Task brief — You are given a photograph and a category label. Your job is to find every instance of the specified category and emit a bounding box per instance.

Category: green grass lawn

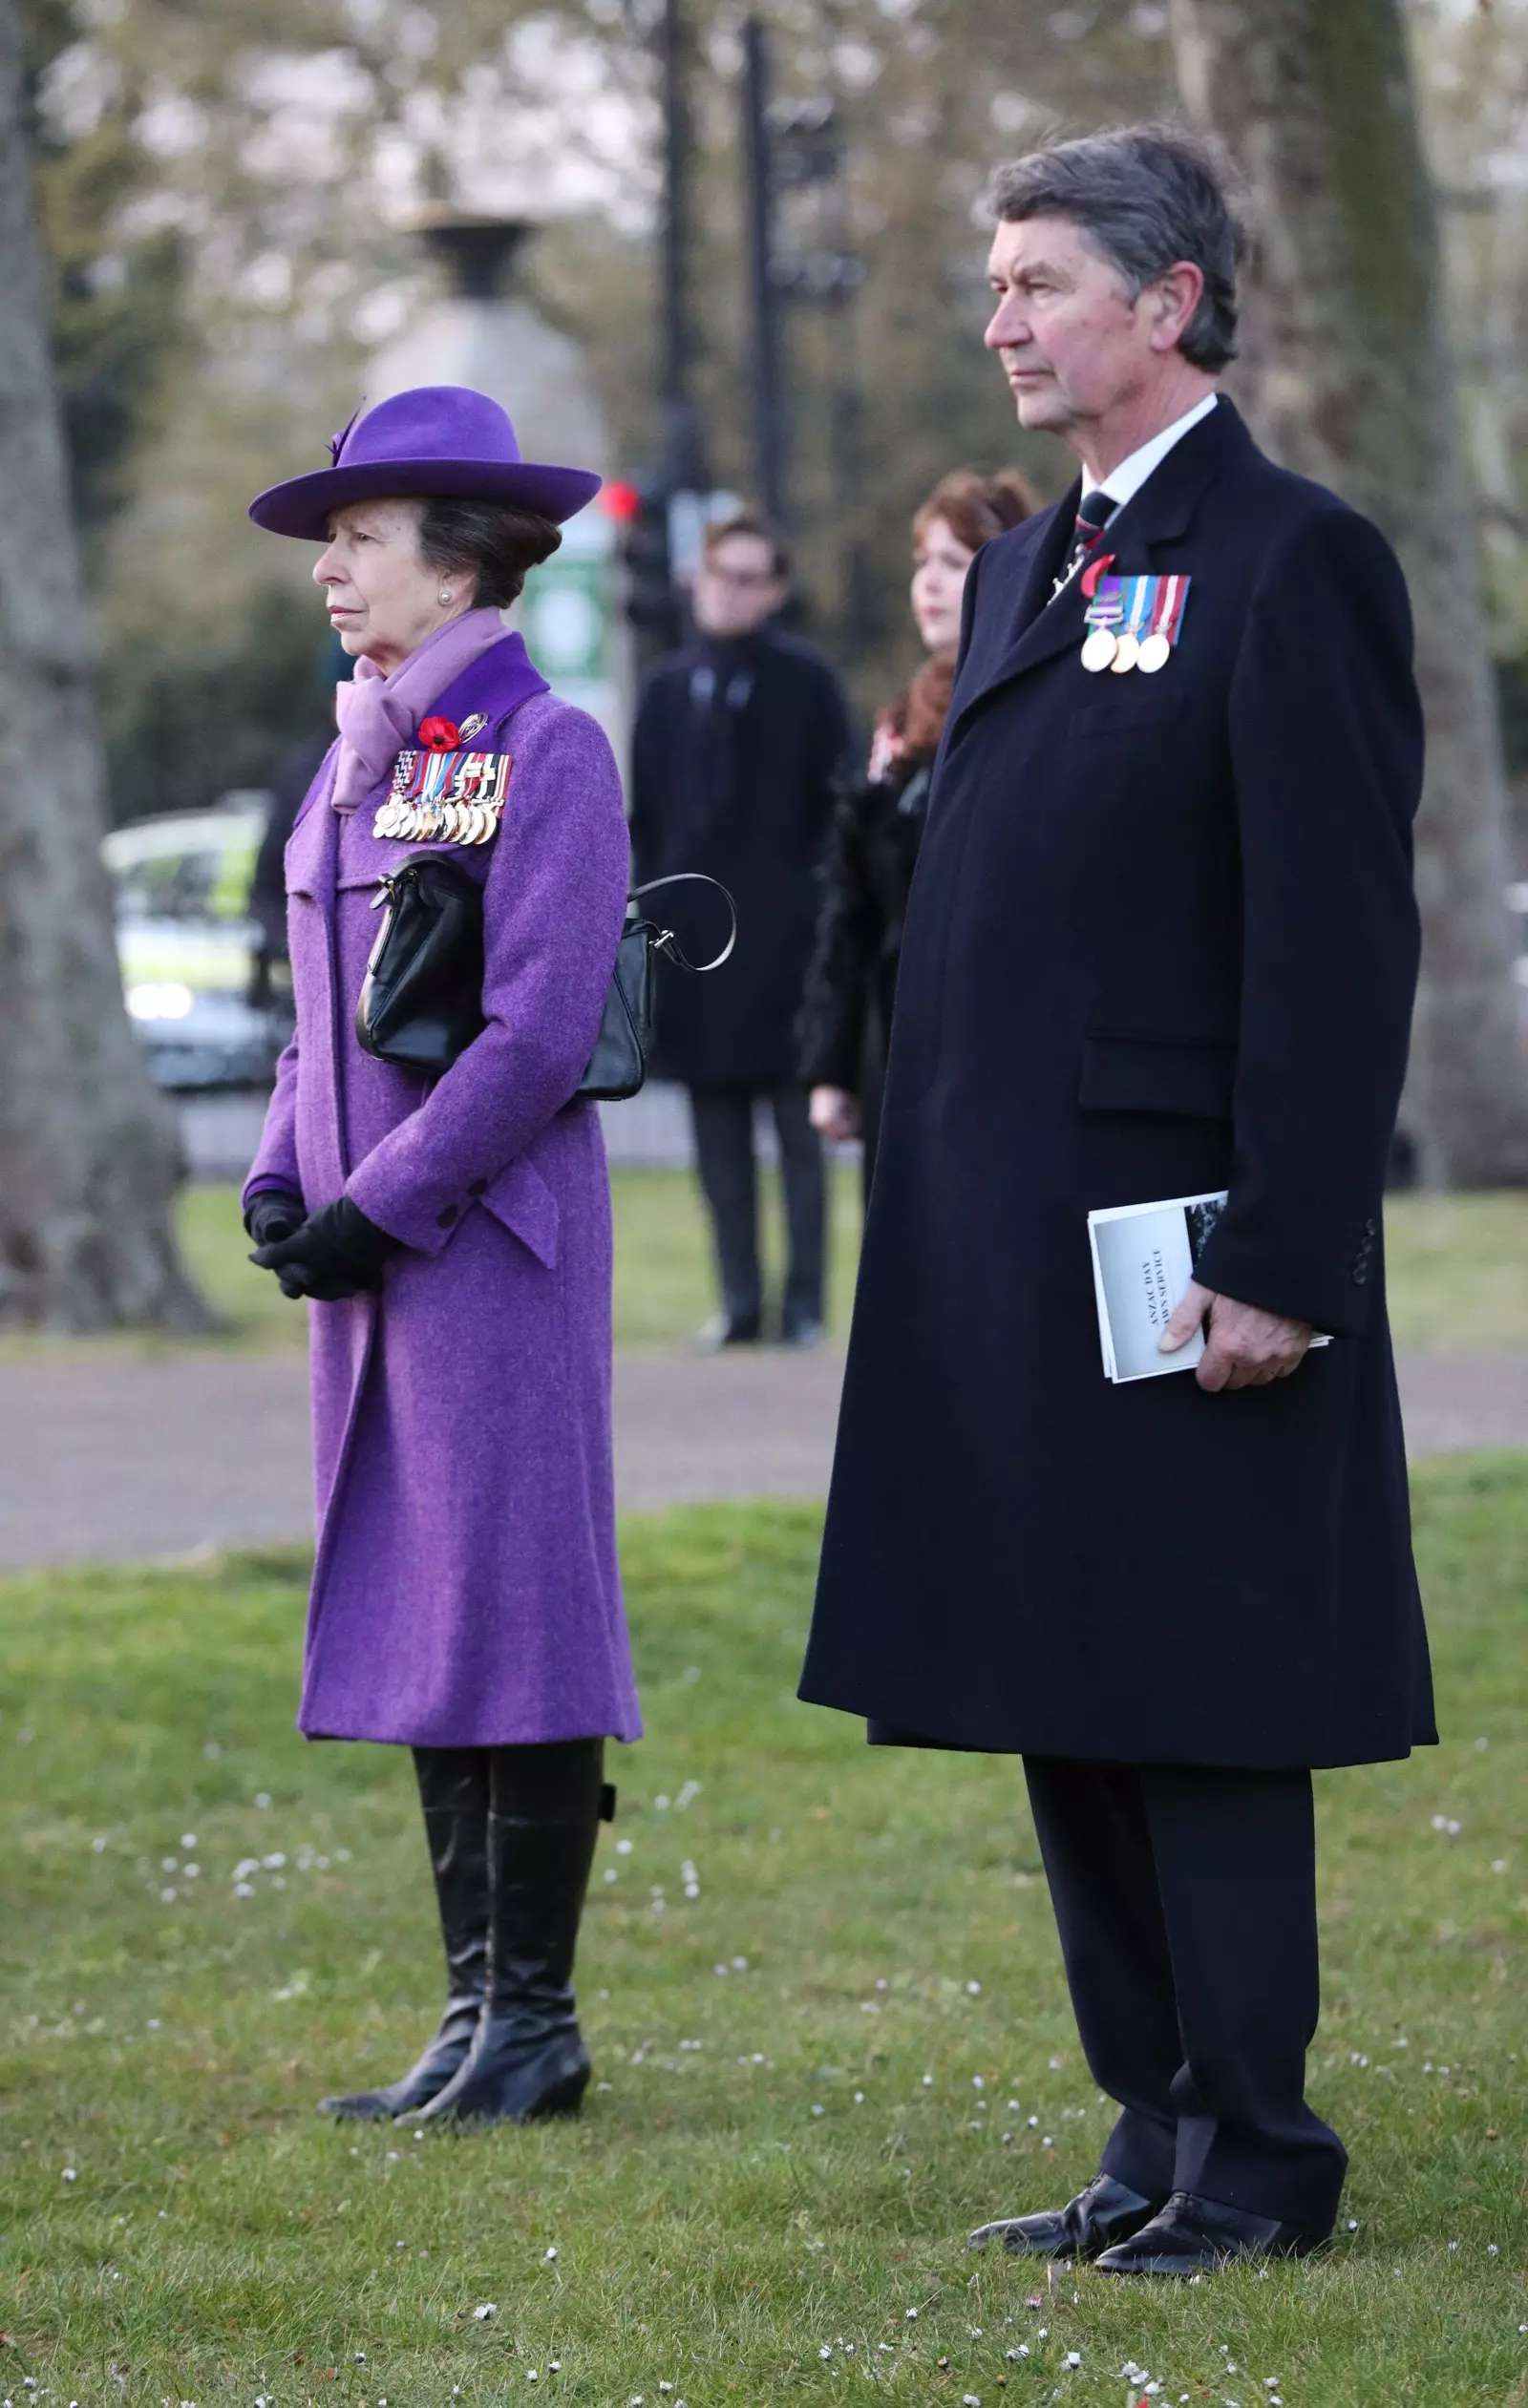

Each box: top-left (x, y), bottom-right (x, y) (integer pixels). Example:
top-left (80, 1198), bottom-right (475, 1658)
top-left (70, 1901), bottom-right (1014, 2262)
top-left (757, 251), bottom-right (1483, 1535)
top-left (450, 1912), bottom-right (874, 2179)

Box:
top-left (1382, 1193), bottom-right (1528, 1351)
top-left (2, 1464), bottom-right (1524, 2404)
top-left (5, 1177), bottom-right (1527, 1362)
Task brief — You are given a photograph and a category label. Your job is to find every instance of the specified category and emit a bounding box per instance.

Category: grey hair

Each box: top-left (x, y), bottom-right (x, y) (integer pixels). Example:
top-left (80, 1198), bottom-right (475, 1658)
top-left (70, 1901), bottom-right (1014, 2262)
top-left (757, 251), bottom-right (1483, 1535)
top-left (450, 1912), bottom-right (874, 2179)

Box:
top-left (984, 123), bottom-right (1245, 373)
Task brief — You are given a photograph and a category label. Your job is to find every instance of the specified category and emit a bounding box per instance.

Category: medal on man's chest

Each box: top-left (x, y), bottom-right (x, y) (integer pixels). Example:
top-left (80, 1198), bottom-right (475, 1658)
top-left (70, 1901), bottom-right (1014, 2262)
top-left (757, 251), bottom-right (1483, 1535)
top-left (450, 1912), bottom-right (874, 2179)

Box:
top-left (1077, 549), bottom-right (1122, 671)
top-left (1080, 621), bottom-right (1121, 673)
top-left (1080, 573), bottom-right (1192, 676)
top-left (1110, 576), bottom-right (1153, 674)
top-left (373, 745), bottom-right (512, 844)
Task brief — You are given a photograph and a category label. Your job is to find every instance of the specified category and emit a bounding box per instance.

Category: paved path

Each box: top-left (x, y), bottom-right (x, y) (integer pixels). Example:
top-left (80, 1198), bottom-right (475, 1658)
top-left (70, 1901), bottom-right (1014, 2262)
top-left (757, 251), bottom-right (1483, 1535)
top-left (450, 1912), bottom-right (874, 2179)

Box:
top-left (177, 1082), bottom-right (768, 1178)
top-left (2, 1344), bottom-right (1527, 1573)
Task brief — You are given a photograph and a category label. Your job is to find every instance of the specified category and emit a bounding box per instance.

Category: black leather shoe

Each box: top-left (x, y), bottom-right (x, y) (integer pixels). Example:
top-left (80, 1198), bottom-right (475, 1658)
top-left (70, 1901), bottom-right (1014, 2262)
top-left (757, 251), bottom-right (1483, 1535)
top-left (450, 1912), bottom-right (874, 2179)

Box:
top-left (1094, 2189), bottom-right (1333, 2276)
top-left (969, 2173), bottom-right (1163, 2260)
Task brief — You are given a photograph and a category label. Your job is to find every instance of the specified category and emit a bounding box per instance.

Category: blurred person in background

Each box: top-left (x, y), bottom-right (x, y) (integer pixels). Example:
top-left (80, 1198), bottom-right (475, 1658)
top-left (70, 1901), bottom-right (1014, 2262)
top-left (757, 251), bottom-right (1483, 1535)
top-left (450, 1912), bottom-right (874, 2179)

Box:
top-left (248, 635), bottom-right (355, 1009)
top-left (629, 512), bottom-right (853, 1349)
top-left (799, 468), bottom-right (1036, 1189)
top-left (247, 733), bottom-right (329, 1009)
top-left (241, 386), bottom-right (640, 2130)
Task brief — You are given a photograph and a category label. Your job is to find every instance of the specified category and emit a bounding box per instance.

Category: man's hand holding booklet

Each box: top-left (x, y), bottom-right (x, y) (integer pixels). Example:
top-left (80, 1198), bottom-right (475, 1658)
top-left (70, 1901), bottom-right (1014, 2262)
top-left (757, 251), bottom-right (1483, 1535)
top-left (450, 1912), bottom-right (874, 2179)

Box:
top-left (1088, 1191), bottom-right (1327, 1390)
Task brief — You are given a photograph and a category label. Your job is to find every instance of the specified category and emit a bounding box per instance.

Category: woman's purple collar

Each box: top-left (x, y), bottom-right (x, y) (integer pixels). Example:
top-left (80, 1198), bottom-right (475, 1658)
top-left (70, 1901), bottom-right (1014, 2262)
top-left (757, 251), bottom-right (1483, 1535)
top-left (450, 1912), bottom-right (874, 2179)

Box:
top-left (331, 610), bottom-right (538, 812)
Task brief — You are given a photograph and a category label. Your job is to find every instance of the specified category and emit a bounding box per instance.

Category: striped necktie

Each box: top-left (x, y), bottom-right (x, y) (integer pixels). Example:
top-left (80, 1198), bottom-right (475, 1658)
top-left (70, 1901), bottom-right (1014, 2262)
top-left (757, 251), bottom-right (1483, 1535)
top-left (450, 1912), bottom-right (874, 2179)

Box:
top-left (1052, 490), bottom-right (1120, 598)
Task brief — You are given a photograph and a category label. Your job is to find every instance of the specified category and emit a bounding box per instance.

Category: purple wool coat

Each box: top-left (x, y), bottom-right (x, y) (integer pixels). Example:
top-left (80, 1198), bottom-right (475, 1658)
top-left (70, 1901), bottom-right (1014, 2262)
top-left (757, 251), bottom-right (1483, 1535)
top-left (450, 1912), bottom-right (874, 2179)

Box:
top-left (244, 637), bottom-right (642, 1747)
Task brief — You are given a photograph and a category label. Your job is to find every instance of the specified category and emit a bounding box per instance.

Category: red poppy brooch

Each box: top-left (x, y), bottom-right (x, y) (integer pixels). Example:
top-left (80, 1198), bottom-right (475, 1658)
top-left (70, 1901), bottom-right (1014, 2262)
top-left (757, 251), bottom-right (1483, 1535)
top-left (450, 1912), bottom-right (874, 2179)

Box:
top-left (417, 715), bottom-right (461, 751)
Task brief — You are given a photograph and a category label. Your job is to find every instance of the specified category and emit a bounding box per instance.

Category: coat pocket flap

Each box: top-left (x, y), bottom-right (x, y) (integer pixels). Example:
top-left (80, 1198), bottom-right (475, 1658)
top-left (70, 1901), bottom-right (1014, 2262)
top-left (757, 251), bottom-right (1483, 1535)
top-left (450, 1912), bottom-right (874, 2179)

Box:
top-left (478, 1153), bottom-right (560, 1268)
top-left (1080, 1031), bottom-right (1236, 1120)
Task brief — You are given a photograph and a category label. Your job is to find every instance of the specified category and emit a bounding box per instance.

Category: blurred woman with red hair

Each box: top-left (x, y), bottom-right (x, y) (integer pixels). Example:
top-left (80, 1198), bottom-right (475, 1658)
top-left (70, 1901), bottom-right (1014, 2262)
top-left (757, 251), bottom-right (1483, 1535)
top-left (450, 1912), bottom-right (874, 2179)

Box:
top-left (799, 467), bottom-right (1036, 1185)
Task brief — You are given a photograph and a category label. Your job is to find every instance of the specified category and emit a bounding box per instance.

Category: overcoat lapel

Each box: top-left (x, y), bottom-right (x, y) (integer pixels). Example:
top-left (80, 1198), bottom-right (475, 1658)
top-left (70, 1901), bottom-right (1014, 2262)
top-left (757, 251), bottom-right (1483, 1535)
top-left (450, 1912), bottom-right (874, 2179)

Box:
top-left (1008, 485), bottom-right (1080, 640)
top-left (951, 399), bottom-right (1256, 736)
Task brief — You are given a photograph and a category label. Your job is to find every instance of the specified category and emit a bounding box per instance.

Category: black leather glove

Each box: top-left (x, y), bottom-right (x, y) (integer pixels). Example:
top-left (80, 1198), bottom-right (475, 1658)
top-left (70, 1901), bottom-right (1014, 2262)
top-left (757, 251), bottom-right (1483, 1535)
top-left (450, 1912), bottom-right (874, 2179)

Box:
top-left (244, 1190), bottom-right (306, 1249)
top-left (250, 1196), bottom-right (398, 1301)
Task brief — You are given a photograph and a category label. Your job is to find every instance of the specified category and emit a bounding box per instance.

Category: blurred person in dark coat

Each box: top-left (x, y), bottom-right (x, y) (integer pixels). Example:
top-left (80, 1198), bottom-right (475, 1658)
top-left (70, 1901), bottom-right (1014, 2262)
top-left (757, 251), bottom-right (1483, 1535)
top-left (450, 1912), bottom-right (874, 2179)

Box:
top-left (630, 513), bottom-right (853, 1347)
top-left (798, 468), bottom-right (1036, 1189)
top-left (248, 735), bottom-right (330, 1007)
top-left (798, 127), bottom-right (1434, 2274)
top-left (248, 635), bottom-right (354, 1009)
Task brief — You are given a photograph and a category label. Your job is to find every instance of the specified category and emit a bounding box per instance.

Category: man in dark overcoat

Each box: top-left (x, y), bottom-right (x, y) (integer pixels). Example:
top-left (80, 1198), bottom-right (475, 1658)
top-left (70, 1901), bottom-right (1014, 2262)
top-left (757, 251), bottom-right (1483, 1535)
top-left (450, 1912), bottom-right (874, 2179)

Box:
top-left (797, 126), bottom-right (1436, 2274)
top-left (630, 513), bottom-right (852, 1347)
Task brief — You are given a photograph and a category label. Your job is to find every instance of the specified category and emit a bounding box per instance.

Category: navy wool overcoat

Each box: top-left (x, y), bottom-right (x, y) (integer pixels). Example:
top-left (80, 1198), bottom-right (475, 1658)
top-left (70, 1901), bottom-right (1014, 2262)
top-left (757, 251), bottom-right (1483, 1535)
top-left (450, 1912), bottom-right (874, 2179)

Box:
top-left (798, 401), bottom-right (1436, 1770)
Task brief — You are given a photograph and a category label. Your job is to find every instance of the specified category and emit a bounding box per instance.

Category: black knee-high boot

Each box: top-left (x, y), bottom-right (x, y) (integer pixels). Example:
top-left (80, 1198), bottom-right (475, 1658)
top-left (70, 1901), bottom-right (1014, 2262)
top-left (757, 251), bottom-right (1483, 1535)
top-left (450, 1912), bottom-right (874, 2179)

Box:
top-left (406, 1739), bottom-right (607, 2128)
top-left (320, 1747), bottom-right (489, 2122)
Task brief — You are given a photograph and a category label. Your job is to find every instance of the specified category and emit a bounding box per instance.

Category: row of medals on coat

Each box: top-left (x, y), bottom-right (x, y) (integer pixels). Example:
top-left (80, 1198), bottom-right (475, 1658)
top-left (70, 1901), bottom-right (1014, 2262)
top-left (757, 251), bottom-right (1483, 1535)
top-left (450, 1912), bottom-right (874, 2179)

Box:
top-left (1078, 569), bottom-right (1190, 676)
top-left (374, 792), bottom-right (504, 844)
top-left (372, 712), bottom-right (507, 844)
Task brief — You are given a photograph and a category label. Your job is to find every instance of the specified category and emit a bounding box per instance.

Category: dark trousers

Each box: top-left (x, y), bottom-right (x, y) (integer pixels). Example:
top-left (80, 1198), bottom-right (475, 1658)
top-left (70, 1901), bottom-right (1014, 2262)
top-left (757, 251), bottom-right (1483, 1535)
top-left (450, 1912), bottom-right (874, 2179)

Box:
top-left (1022, 1756), bottom-right (1348, 2231)
top-left (689, 1084), bottom-right (825, 1331)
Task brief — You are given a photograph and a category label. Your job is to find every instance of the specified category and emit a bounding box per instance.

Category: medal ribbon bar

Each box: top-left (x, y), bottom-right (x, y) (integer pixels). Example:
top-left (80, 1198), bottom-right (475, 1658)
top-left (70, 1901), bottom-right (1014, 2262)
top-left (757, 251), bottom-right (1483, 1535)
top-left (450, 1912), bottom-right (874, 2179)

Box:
top-left (1079, 573), bottom-right (1192, 675)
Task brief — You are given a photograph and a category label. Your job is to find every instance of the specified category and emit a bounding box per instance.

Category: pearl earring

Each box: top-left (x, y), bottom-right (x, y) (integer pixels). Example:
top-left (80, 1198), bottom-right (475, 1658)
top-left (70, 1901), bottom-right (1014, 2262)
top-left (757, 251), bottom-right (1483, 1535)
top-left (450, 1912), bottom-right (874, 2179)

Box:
top-left (438, 588), bottom-right (452, 607)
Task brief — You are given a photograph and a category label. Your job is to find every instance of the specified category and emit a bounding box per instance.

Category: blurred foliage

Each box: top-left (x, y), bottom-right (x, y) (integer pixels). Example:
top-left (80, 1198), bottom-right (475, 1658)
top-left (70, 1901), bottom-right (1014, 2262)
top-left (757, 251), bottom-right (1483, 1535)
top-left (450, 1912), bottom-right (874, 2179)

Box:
top-left (102, 587), bottom-right (335, 825)
top-left (17, 0), bottom-right (1528, 802)
top-left (17, 0), bottom-right (1174, 804)
top-left (663, 0), bottom-right (1175, 703)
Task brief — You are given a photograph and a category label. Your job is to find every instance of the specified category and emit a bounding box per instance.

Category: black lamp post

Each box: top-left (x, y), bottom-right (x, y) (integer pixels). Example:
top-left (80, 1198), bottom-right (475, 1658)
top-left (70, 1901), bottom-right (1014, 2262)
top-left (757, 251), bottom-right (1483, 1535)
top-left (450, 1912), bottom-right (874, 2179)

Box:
top-left (767, 87), bottom-right (871, 665)
top-left (741, 19), bottom-right (787, 526)
top-left (624, 0), bottom-right (711, 662)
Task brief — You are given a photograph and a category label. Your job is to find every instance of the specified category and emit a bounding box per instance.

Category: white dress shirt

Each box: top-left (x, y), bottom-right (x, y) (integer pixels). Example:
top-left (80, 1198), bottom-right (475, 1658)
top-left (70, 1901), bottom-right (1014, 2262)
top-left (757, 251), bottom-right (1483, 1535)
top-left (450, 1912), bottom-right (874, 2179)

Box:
top-left (1081, 391), bottom-right (1219, 509)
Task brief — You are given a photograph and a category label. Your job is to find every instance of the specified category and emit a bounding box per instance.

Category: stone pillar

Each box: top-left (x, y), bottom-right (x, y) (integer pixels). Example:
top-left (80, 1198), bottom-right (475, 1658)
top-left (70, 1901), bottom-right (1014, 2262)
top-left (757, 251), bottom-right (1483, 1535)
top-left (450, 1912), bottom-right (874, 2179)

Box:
top-left (367, 214), bottom-right (633, 759)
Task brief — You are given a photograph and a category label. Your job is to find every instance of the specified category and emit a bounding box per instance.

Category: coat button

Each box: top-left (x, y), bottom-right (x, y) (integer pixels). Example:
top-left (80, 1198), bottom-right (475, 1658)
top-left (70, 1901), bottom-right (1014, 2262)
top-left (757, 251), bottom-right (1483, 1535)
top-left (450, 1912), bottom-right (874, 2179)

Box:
top-left (1352, 1266), bottom-right (1369, 1284)
top-left (1365, 1216), bottom-right (1377, 1235)
top-left (467, 1178), bottom-right (487, 1198)
top-left (437, 1204), bottom-right (458, 1229)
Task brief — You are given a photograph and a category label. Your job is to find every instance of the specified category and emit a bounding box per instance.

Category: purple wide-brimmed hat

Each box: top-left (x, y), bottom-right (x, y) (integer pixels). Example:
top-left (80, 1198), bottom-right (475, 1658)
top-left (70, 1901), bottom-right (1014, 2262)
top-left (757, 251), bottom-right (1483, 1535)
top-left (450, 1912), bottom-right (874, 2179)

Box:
top-left (247, 385), bottom-right (603, 539)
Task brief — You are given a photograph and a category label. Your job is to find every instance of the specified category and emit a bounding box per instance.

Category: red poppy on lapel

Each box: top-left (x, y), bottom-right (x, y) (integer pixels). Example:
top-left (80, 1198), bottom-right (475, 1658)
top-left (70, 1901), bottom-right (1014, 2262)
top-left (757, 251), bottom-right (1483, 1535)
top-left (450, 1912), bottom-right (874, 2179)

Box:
top-left (1080, 552), bottom-right (1116, 601)
top-left (418, 716), bottom-right (461, 751)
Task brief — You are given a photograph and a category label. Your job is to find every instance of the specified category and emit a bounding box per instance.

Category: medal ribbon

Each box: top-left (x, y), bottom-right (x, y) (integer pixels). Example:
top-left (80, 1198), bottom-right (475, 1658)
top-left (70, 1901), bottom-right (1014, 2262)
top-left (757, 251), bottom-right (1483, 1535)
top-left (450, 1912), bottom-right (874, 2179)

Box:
top-left (1086, 574), bottom-right (1126, 627)
top-left (1148, 574), bottom-right (1189, 649)
top-left (1120, 577), bottom-right (1154, 646)
top-left (393, 748), bottom-right (511, 805)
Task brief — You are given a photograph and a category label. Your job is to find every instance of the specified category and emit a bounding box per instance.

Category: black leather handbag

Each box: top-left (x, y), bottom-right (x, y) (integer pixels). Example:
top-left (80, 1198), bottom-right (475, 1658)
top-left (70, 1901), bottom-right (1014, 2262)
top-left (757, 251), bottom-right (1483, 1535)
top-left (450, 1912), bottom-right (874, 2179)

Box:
top-left (355, 855), bottom-right (486, 1075)
top-left (356, 859), bottom-right (735, 1099)
top-left (578, 874), bottom-right (736, 1101)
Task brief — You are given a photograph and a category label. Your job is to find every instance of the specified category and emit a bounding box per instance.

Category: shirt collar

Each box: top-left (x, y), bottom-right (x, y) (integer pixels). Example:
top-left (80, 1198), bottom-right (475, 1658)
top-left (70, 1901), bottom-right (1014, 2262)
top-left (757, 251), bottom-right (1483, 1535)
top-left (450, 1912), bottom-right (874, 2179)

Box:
top-left (1080, 391), bottom-right (1220, 510)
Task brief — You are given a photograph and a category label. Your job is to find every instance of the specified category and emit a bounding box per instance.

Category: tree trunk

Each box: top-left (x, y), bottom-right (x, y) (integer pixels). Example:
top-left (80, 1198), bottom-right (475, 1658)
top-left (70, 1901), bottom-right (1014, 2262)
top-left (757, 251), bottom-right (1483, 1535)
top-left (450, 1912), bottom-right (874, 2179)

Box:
top-left (0, 0), bottom-right (209, 1331)
top-left (1172, 0), bottom-right (1528, 1188)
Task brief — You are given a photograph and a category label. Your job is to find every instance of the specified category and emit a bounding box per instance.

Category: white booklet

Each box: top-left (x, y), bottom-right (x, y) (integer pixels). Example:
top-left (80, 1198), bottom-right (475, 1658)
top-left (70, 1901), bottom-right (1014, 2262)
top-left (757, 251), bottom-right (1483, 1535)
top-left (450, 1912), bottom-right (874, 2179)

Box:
top-left (1087, 1189), bottom-right (1329, 1384)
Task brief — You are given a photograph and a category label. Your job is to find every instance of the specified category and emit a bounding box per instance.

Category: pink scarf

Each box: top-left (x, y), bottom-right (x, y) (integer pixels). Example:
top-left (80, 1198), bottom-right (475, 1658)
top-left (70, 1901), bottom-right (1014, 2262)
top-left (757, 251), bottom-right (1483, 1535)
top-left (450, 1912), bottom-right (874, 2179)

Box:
top-left (331, 608), bottom-right (513, 812)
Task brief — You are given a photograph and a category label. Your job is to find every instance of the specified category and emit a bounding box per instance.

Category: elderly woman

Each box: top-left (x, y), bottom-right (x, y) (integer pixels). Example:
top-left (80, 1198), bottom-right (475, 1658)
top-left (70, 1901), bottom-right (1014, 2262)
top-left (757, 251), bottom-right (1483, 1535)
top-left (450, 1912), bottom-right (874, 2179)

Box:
top-left (241, 385), bottom-right (639, 2129)
top-left (798, 468), bottom-right (1035, 1187)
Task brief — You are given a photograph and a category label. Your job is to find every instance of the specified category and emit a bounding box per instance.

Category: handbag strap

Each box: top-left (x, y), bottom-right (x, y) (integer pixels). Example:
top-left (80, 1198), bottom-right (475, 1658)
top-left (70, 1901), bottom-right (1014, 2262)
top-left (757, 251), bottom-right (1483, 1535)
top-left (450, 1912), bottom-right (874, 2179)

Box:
top-left (627, 873), bottom-right (738, 974)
